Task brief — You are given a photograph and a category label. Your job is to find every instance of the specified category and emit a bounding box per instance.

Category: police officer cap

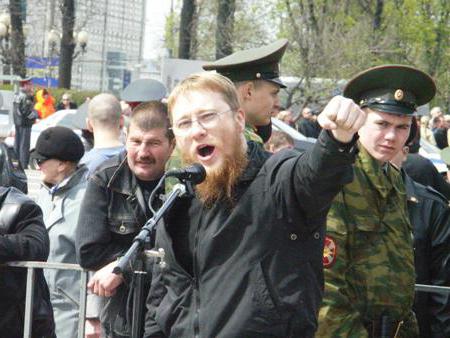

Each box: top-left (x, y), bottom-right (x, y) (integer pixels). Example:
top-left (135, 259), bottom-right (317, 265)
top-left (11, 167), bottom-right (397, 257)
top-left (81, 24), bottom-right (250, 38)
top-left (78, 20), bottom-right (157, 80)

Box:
top-left (32, 126), bottom-right (85, 163)
top-left (202, 39), bottom-right (289, 88)
top-left (344, 64), bottom-right (436, 116)
top-left (18, 76), bottom-right (32, 84)
top-left (121, 79), bottom-right (167, 103)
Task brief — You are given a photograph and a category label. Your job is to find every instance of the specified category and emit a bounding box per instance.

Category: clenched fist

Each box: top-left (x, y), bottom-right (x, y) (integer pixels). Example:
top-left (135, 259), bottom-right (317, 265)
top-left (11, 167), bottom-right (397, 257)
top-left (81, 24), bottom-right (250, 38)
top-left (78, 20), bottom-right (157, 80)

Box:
top-left (88, 261), bottom-right (124, 297)
top-left (317, 96), bottom-right (367, 143)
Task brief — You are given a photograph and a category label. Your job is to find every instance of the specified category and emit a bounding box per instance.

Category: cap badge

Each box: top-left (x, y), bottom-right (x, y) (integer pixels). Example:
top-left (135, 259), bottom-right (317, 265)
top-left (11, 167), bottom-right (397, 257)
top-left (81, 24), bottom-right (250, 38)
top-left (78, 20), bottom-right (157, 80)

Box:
top-left (323, 236), bottom-right (337, 268)
top-left (394, 89), bottom-right (404, 101)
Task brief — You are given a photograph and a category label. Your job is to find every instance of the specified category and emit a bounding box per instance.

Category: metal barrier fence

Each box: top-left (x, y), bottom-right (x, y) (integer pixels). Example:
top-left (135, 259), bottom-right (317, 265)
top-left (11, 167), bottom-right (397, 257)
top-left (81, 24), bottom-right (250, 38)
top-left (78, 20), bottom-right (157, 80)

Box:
top-left (3, 259), bottom-right (450, 338)
top-left (5, 261), bottom-right (88, 338)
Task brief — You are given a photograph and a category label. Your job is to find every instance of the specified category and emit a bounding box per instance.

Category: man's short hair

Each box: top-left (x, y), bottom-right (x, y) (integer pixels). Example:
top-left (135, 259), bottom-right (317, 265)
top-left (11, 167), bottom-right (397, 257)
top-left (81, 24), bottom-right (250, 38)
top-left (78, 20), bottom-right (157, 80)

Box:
top-left (130, 101), bottom-right (174, 142)
top-left (234, 79), bottom-right (264, 90)
top-left (167, 72), bottom-right (240, 120)
top-left (267, 130), bottom-right (294, 152)
top-left (88, 93), bottom-right (122, 128)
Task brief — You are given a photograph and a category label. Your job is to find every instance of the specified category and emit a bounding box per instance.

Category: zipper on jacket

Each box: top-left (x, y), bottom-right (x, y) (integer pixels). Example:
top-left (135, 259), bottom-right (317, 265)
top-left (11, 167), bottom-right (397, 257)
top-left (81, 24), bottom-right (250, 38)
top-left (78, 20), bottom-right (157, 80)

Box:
top-left (192, 277), bottom-right (200, 338)
top-left (192, 213), bottom-right (202, 338)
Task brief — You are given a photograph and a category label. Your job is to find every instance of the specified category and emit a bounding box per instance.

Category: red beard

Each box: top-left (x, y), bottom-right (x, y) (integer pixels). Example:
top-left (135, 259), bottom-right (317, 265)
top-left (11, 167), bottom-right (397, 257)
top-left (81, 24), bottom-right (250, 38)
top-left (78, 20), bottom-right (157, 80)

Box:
top-left (182, 131), bottom-right (248, 206)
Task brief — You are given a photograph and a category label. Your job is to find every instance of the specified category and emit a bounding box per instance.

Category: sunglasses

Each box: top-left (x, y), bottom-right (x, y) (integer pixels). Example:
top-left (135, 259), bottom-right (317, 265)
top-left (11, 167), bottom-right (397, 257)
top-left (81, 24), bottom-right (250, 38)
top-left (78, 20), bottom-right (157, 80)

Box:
top-left (34, 157), bottom-right (50, 166)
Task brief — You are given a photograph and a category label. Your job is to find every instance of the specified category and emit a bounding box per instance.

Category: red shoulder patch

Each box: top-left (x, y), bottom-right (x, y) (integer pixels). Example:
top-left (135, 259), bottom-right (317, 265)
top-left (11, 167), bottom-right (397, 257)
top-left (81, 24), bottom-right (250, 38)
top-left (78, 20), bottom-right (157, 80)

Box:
top-left (323, 235), bottom-right (337, 268)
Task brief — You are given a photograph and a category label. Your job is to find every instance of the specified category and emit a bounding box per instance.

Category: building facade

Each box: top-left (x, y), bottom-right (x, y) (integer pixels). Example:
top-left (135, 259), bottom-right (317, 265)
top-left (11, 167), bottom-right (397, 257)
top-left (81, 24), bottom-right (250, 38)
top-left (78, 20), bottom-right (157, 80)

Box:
top-left (0, 0), bottom-right (146, 91)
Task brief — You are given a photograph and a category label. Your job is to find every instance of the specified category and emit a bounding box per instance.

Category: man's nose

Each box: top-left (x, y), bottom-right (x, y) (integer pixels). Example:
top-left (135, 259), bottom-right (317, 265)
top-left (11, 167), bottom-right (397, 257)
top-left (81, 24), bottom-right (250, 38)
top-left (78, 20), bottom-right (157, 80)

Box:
top-left (385, 128), bottom-right (397, 140)
top-left (189, 120), bottom-right (207, 137)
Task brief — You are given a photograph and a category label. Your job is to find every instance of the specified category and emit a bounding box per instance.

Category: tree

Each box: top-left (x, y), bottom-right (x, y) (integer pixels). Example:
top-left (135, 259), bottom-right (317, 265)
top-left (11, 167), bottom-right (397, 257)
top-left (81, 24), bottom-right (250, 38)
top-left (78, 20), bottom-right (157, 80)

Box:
top-left (9, 0), bottom-right (26, 77)
top-left (58, 0), bottom-right (75, 88)
top-left (178, 0), bottom-right (197, 59)
top-left (216, 0), bottom-right (236, 59)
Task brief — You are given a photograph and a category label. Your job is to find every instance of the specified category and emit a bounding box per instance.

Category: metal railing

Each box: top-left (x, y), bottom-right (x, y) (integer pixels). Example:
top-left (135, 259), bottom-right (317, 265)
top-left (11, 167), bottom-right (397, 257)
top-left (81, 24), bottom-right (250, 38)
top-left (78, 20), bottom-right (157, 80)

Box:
top-left (4, 259), bottom-right (450, 338)
top-left (5, 261), bottom-right (89, 338)
top-left (415, 283), bottom-right (450, 294)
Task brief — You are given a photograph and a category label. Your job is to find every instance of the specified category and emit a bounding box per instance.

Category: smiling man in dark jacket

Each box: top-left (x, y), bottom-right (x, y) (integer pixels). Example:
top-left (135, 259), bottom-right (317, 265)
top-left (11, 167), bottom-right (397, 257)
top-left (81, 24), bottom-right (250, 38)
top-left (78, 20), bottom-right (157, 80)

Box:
top-left (143, 72), bottom-right (366, 338)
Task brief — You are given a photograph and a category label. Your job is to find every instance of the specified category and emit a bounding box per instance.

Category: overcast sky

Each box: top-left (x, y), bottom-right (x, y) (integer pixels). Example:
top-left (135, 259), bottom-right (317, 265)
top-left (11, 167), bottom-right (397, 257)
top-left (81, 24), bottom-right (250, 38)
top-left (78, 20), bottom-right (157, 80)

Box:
top-left (143, 1), bottom-right (172, 60)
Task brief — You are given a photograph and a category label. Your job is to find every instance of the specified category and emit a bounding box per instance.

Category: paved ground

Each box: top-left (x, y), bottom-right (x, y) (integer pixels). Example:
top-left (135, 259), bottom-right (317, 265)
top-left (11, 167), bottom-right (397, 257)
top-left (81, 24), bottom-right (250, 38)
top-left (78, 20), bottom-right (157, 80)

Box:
top-left (25, 168), bottom-right (41, 201)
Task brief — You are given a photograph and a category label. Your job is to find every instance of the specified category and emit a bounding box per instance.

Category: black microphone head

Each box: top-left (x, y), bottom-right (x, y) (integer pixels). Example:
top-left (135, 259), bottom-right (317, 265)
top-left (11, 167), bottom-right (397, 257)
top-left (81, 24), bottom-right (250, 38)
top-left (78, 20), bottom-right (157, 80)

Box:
top-left (189, 163), bottom-right (206, 184)
top-left (166, 163), bottom-right (206, 184)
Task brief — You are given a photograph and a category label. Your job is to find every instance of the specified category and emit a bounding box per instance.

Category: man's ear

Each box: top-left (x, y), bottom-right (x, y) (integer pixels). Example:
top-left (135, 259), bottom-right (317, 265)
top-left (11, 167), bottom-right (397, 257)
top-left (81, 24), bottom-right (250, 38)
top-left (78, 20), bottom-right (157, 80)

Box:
top-left (235, 108), bottom-right (246, 132)
top-left (119, 115), bottom-right (125, 129)
top-left (170, 137), bottom-right (176, 151)
top-left (236, 81), bottom-right (253, 101)
top-left (86, 118), bottom-right (93, 132)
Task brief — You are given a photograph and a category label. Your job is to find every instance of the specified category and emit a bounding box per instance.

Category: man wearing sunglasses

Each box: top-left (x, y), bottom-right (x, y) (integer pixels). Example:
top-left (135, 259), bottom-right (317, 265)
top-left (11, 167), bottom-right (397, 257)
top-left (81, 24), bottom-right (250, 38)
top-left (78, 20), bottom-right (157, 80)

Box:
top-left (33, 126), bottom-right (87, 338)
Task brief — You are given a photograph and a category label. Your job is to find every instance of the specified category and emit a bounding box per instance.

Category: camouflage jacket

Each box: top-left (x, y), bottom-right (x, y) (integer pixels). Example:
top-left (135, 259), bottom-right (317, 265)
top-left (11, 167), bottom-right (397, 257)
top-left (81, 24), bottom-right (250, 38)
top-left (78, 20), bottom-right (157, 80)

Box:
top-left (244, 124), bottom-right (264, 144)
top-left (317, 144), bottom-right (417, 338)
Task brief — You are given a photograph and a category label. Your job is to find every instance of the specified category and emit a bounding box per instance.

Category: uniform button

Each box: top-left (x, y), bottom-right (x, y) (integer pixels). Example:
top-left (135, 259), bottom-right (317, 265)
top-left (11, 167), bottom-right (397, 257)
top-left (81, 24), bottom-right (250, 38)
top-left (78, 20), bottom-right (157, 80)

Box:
top-left (290, 233), bottom-right (298, 241)
top-left (314, 232), bottom-right (320, 240)
top-left (119, 225), bottom-right (126, 233)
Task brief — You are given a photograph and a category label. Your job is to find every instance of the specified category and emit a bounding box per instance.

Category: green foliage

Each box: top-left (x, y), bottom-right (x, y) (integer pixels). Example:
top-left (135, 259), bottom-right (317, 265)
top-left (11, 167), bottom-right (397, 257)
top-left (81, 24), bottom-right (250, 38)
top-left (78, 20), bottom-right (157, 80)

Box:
top-left (0, 84), bottom-right (14, 91)
top-left (168, 0), bottom-right (450, 110)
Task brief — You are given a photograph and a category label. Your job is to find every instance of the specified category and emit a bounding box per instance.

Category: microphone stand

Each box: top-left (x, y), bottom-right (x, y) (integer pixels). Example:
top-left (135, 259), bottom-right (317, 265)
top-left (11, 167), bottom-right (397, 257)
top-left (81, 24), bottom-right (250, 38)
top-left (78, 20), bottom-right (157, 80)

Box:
top-left (112, 179), bottom-right (195, 338)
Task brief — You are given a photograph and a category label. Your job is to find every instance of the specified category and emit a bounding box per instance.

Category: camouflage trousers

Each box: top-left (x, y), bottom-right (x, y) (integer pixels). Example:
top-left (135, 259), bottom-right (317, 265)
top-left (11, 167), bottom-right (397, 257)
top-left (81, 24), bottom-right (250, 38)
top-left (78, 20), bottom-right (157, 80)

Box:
top-left (317, 309), bottom-right (419, 338)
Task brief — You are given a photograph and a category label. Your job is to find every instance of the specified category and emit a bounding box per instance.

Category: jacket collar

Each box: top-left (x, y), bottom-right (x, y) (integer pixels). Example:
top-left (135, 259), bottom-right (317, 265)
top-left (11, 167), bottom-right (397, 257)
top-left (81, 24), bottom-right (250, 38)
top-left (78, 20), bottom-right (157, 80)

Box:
top-left (41, 164), bottom-right (88, 196)
top-left (401, 169), bottom-right (420, 204)
top-left (239, 141), bottom-right (271, 182)
top-left (106, 151), bottom-right (137, 196)
top-left (105, 151), bottom-right (164, 217)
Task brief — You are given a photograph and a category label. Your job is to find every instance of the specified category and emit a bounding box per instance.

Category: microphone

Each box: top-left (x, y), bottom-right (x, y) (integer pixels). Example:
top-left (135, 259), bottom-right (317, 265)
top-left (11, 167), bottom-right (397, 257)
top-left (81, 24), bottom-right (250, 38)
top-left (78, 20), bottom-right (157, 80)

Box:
top-left (166, 163), bottom-right (206, 184)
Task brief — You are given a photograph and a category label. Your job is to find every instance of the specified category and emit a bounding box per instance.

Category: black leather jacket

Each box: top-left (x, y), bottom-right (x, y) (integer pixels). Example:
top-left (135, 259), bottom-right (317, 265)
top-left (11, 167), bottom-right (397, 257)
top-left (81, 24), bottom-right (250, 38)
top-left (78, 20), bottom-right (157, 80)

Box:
top-left (76, 151), bottom-right (159, 269)
top-left (0, 186), bottom-right (55, 337)
top-left (13, 90), bottom-right (36, 127)
top-left (404, 173), bottom-right (450, 338)
top-left (76, 151), bottom-right (162, 337)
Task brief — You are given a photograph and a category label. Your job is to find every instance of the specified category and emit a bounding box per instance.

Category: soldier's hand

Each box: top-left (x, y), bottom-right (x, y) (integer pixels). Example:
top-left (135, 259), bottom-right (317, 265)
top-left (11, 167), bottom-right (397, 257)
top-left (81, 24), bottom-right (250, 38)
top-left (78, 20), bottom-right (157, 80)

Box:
top-left (318, 96), bottom-right (367, 143)
top-left (87, 261), bottom-right (124, 297)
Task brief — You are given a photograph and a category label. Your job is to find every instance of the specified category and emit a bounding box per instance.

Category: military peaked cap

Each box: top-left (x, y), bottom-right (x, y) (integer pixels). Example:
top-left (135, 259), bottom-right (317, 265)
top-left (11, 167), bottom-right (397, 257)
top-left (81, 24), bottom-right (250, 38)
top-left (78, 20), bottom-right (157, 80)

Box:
top-left (121, 79), bottom-right (167, 103)
top-left (202, 39), bottom-right (289, 88)
top-left (344, 64), bottom-right (436, 116)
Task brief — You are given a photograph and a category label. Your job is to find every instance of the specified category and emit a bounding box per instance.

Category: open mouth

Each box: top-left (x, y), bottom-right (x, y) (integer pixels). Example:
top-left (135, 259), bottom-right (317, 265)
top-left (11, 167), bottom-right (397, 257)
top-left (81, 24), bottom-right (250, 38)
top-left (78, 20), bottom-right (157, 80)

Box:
top-left (197, 145), bottom-right (215, 158)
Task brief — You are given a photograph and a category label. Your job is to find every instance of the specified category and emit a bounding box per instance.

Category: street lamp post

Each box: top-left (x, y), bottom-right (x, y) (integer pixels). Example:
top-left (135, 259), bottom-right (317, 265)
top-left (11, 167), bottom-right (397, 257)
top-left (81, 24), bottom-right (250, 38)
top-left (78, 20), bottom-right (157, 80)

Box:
top-left (76, 30), bottom-right (88, 89)
top-left (46, 29), bottom-right (88, 88)
top-left (47, 29), bottom-right (60, 87)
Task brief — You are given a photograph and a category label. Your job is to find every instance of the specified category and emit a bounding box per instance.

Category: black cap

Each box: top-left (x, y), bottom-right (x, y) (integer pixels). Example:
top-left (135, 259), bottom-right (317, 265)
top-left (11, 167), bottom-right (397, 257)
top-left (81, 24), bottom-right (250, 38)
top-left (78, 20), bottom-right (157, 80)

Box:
top-left (121, 79), bottom-right (167, 103)
top-left (344, 64), bottom-right (436, 116)
top-left (32, 126), bottom-right (84, 163)
top-left (202, 39), bottom-right (289, 88)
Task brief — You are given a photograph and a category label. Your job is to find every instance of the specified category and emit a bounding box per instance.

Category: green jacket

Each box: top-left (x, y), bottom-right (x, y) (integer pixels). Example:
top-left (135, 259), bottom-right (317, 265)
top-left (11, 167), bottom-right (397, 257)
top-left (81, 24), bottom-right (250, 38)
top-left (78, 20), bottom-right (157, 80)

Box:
top-left (317, 145), bottom-right (418, 338)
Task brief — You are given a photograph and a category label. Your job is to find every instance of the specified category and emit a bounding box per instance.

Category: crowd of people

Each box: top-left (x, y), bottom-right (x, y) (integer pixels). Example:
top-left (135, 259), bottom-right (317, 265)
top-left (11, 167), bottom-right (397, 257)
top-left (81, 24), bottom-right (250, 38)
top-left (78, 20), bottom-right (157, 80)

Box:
top-left (2, 39), bottom-right (450, 338)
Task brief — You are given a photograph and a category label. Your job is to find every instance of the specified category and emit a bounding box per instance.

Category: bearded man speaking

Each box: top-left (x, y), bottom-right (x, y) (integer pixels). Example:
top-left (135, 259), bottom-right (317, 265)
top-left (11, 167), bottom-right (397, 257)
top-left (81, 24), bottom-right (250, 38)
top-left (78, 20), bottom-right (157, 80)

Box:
top-left (144, 72), bottom-right (366, 338)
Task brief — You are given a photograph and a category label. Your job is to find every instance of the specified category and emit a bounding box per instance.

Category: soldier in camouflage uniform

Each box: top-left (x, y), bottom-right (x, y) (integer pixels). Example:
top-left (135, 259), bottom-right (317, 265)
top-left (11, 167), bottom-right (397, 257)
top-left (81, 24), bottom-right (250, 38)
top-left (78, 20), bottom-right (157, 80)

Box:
top-left (317, 65), bottom-right (436, 338)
